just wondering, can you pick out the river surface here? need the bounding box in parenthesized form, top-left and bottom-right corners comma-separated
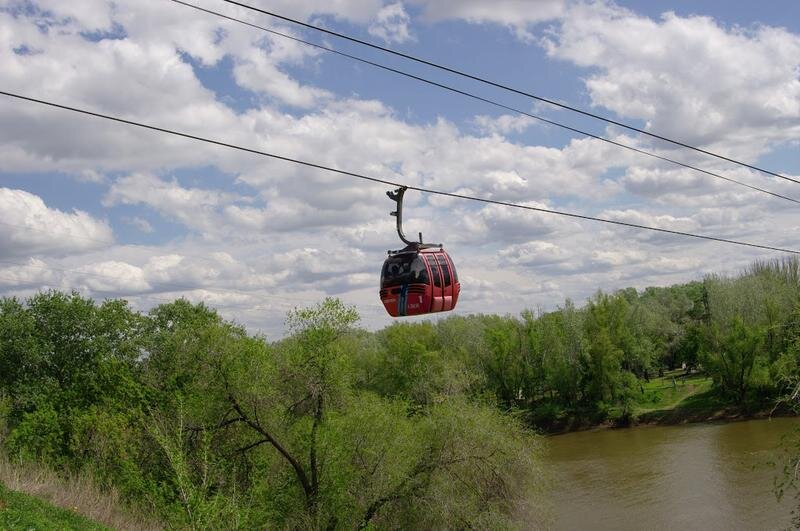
(543, 417, 799, 530)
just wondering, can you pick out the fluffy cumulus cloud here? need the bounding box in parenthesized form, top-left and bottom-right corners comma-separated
(543, 1, 800, 157)
(473, 114, 539, 136)
(411, 0, 565, 40)
(104, 173, 255, 236)
(0, 0, 798, 336)
(71, 260, 151, 294)
(0, 188, 113, 258)
(368, 2, 413, 43)
(0, 258, 58, 289)
(499, 241, 570, 267)
(232, 50, 333, 108)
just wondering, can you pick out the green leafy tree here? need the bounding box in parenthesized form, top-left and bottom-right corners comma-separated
(479, 316, 528, 407)
(583, 293, 627, 404)
(361, 322, 444, 405)
(1, 292, 145, 466)
(703, 317, 764, 403)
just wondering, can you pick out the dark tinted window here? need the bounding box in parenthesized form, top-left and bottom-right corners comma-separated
(426, 255, 442, 288)
(437, 255, 451, 286)
(381, 254, 429, 288)
(449, 256, 458, 283)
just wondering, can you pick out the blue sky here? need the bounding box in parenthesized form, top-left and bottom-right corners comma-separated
(0, 0, 798, 336)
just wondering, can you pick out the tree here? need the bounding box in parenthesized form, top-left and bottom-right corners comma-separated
(703, 317, 764, 403)
(583, 293, 627, 404)
(145, 298, 361, 528)
(479, 315, 528, 407)
(1, 292, 145, 465)
(3, 290, 554, 528)
(361, 321, 444, 405)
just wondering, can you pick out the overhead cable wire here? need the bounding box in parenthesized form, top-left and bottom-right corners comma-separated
(168, 0, 800, 205)
(218, 0, 796, 184)
(1, 89, 797, 256)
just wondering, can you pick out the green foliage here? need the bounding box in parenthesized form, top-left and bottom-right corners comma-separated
(148, 404, 243, 530)
(368, 322, 444, 404)
(3, 257, 800, 528)
(702, 317, 764, 403)
(6, 405, 64, 463)
(68, 407, 152, 500)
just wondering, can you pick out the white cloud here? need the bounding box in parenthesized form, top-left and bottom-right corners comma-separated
(599, 208, 699, 237)
(622, 166, 718, 199)
(141, 252, 243, 289)
(473, 114, 538, 136)
(124, 216, 154, 233)
(411, 0, 565, 40)
(368, 2, 413, 44)
(71, 260, 151, 293)
(543, 2, 800, 157)
(591, 248, 648, 267)
(0, 258, 57, 288)
(232, 51, 332, 108)
(221, 0, 385, 24)
(498, 240, 570, 266)
(0, 188, 113, 258)
(104, 173, 249, 236)
(25, 0, 117, 33)
(455, 201, 580, 245)
(76, 169, 107, 184)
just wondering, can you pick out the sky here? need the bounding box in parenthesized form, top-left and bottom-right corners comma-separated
(0, 0, 798, 337)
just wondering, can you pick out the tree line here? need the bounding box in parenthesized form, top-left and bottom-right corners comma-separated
(0, 295, 542, 528)
(2, 257, 800, 528)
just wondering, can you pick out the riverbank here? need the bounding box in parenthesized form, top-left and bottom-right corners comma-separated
(634, 390, 795, 426)
(543, 370, 797, 435)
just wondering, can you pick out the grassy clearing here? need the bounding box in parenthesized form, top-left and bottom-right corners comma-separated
(634, 370, 713, 415)
(0, 482, 110, 530)
(631, 370, 774, 425)
(636, 389, 737, 424)
(0, 455, 162, 531)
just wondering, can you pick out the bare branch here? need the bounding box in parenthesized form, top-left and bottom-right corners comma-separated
(229, 438, 270, 457)
(227, 393, 314, 502)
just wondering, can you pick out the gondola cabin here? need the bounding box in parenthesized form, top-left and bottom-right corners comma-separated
(380, 247, 460, 317)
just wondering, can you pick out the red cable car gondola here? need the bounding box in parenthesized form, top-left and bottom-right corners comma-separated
(379, 187, 460, 317)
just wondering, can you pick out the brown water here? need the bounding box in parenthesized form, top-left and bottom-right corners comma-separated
(544, 417, 799, 530)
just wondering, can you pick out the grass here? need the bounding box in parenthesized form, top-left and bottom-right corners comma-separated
(0, 482, 110, 530)
(0, 454, 163, 531)
(633, 370, 714, 415)
(545, 369, 793, 433)
(631, 369, 778, 425)
(602, 369, 732, 426)
(637, 389, 737, 424)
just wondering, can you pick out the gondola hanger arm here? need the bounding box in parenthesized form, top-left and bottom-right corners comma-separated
(387, 187, 440, 249)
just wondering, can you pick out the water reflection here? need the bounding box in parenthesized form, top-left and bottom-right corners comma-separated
(544, 418, 798, 530)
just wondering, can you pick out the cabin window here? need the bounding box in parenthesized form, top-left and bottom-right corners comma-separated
(449, 257, 458, 283)
(437, 255, 452, 286)
(381, 254, 429, 288)
(425, 255, 442, 288)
